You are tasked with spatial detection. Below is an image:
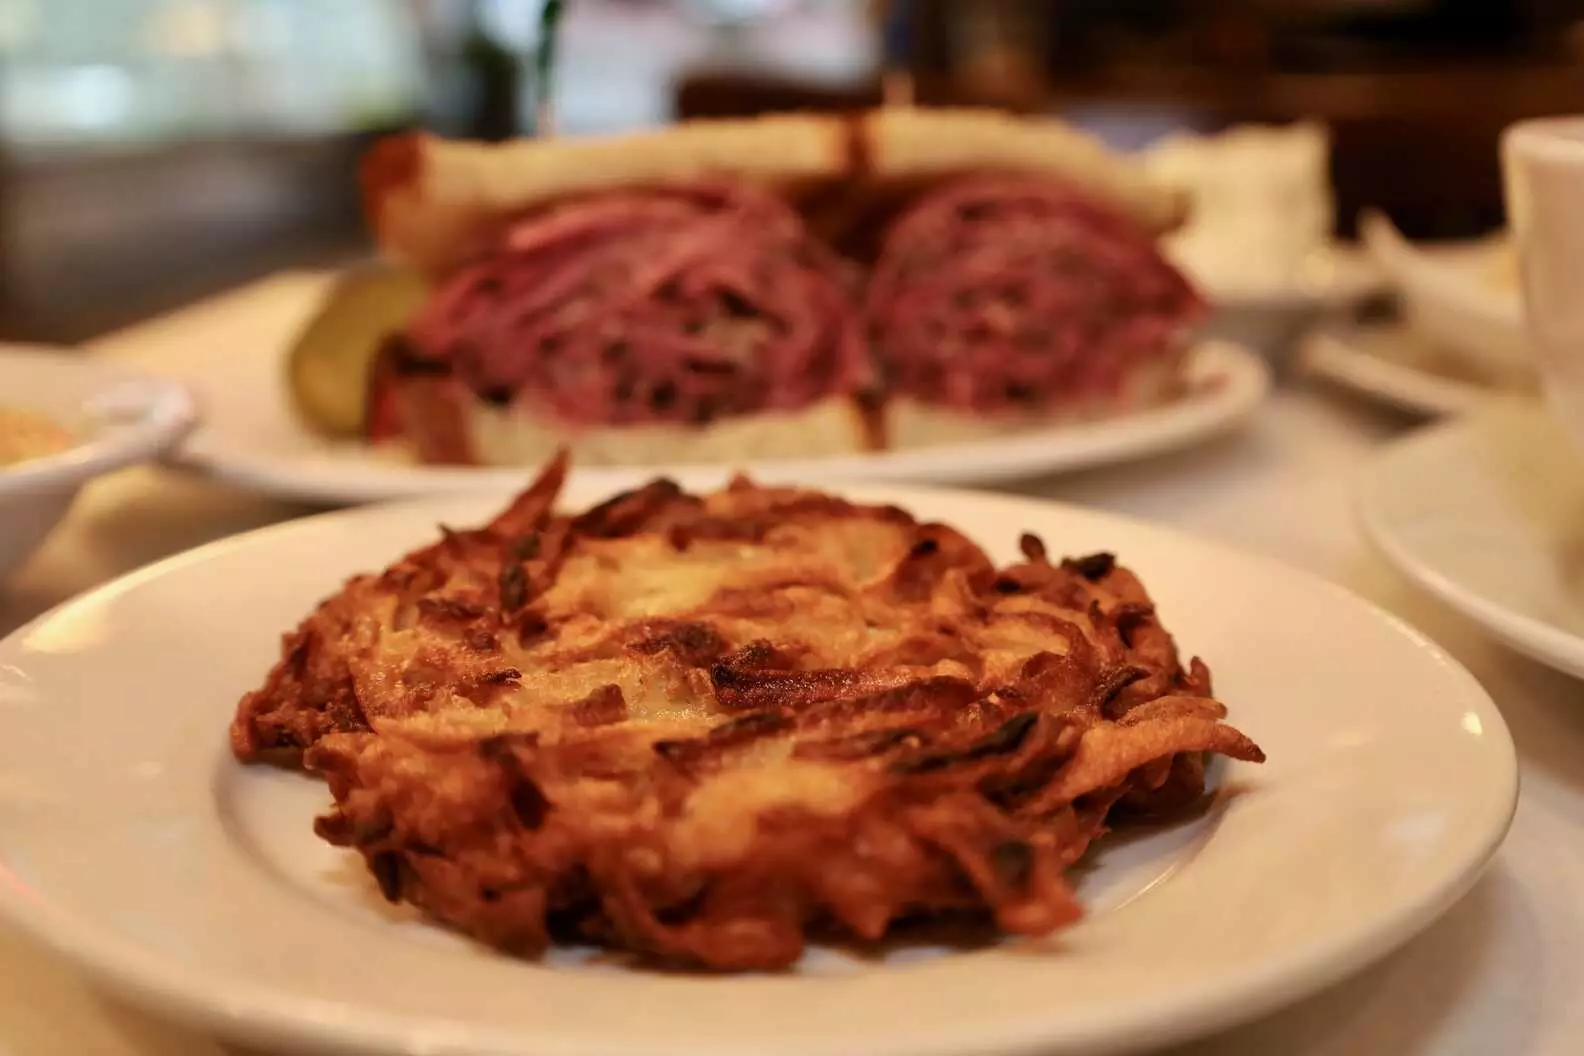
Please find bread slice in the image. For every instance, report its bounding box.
[860,107,1188,236]
[375,361,1185,468]
[430,364,1179,467]
[363,114,851,276]
[464,396,874,468]
[374,389,877,468]
[362,108,1187,277]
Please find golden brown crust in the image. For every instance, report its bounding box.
[232,457,1262,969]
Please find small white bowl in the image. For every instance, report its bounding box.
[1358,210,1530,385]
[0,347,198,583]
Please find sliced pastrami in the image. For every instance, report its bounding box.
[866,174,1205,415]
[405,183,871,428]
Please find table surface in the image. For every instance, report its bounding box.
[2,280,1582,1056]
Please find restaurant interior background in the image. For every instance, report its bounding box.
[1,0,1580,345]
[5,6,1584,1051]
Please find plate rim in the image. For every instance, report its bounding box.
[167,340,1270,505]
[1355,404,1584,678]
[0,483,1518,1056]
[1299,326,1492,419]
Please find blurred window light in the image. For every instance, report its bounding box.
[55,64,136,130]
[480,0,549,49]
[1,0,424,149]
[0,0,39,55]
[230,0,291,54]
[675,0,799,27]
[3,63,135,142]
[143,0,229,59]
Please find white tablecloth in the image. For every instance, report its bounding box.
[1,283,1581,1055]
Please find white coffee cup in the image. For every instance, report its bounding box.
[1501,118,1584,454]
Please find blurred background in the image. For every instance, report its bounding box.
[3,0,1582,345]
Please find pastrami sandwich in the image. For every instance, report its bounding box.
[351,109,1197,467]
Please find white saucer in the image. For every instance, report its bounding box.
[1299,324,1501,418]
[1358,401,1584,679]
[0,482,1515,1056]
[126,321,1268,504]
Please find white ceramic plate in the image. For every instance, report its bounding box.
[1358,400,1584,679]
[1299,324,1501,418]
[0,482,1515,1056]
[137,333,1268,505]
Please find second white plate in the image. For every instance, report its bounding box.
[132,330,1268,505]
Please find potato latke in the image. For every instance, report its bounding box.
[231,455,1262,969]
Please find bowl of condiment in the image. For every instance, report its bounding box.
[0,347,198,583]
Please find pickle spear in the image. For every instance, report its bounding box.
[286,263,428,438]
